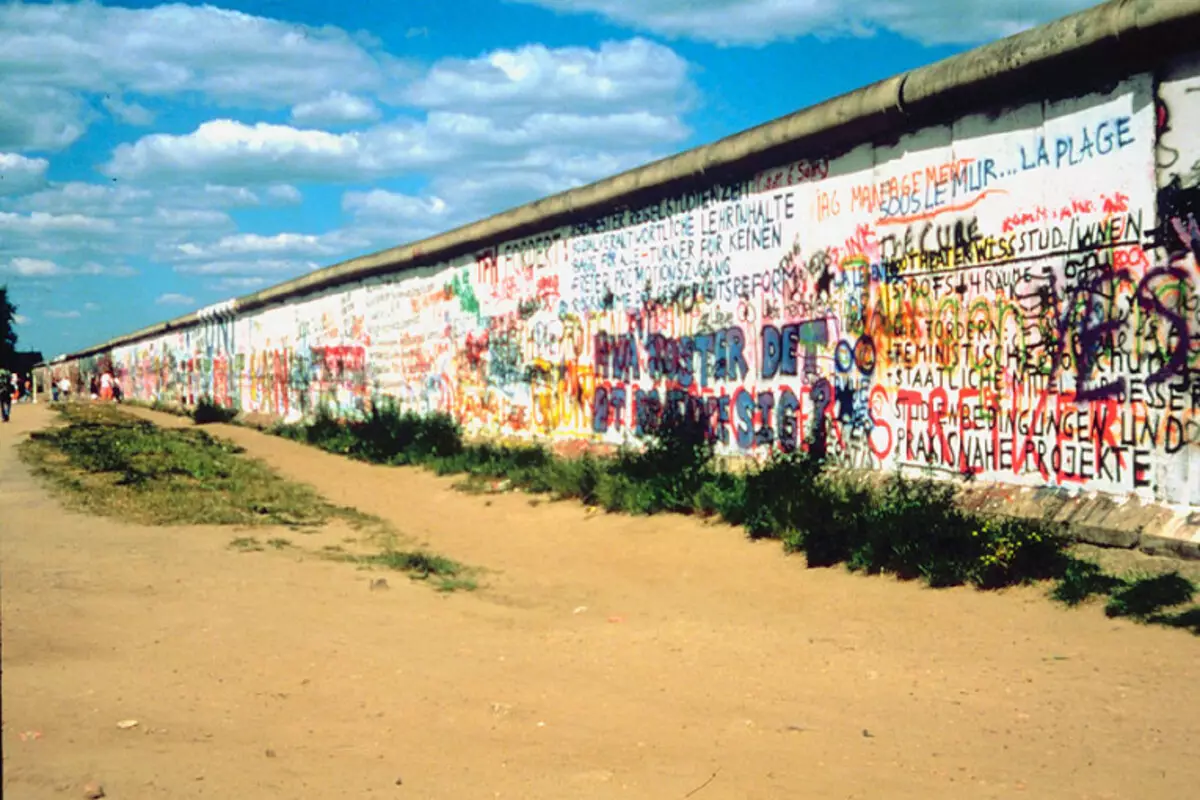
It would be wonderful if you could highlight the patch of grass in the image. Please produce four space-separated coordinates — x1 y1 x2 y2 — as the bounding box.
266 537 292 550
275 401 463 466
1052 558 1127 606
230 536 264 552
325 548 475 592
19 403 370 529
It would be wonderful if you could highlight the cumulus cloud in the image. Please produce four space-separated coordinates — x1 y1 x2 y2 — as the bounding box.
12 313 28 326
0 255 135 279
265 184 303 205
100 35 691 191
101 95 156 126
76 262 138 277
0 211 117 237
0 0 412 150
103 109 687 185
155 292 195 306
342 189 448 222
290 91 381 125
3 257 65 277
514 0 1094 46
174 258 324 277
0 153 49 196
0 86 91 152
208 276 269 291
9 182 263 216
103 120 394 184
406 38 691 117
172 232 347 261
0 182 247 270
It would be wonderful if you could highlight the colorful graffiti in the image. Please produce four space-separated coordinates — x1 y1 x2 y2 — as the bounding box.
56 70 1198 507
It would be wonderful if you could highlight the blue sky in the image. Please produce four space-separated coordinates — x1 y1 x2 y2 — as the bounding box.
0 0 1094 358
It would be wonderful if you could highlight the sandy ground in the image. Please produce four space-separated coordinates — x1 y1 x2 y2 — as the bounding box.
3 402 1199 800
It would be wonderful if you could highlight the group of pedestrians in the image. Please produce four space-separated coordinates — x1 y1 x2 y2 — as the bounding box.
0 369 124 423
50 372 122 403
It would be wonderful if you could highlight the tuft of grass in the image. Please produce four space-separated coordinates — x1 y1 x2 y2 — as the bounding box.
1052 558 1127 606
266 537 292 550
329 548 476 592
230 536 264 552
19 403 372 530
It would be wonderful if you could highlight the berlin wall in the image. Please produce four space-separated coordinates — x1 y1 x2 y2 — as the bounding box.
47 1 1200 511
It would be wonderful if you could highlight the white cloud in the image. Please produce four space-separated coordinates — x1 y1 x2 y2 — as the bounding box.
84 301 100 311
0 86 90 152
0 0 412 150
265 184 302 205
0 183 238 269
342 189 448 222
0 153 49 196
45 309 81 319
156 292 195 306
76 262 137 277
172 232 346 261
12 313 28 325
3 257 65 277
9 182 262 216
0 211 116 236
103 120 390 184
104 109 686 185
101 95 156 126
208 276 269 291
133 208 233 230
102 37 692 187
406 39 691 116
406 27 430 39
0 255 135 279
514 0 1094 46
174 258 323 277
290 91 381 125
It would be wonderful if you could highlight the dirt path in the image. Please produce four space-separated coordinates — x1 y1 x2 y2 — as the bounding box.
4 403 1199 800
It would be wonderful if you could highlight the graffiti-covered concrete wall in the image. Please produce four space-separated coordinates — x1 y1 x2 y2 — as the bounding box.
48 3 1200 512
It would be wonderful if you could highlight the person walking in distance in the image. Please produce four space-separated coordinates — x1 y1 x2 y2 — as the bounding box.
0 366 12 422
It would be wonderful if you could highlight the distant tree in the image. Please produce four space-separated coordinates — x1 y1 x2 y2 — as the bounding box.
0 285 18 368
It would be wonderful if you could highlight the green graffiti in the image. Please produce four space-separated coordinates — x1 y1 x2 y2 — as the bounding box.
448 270 480 316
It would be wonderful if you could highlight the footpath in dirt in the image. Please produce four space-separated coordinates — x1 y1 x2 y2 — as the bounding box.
3 403 1198 800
